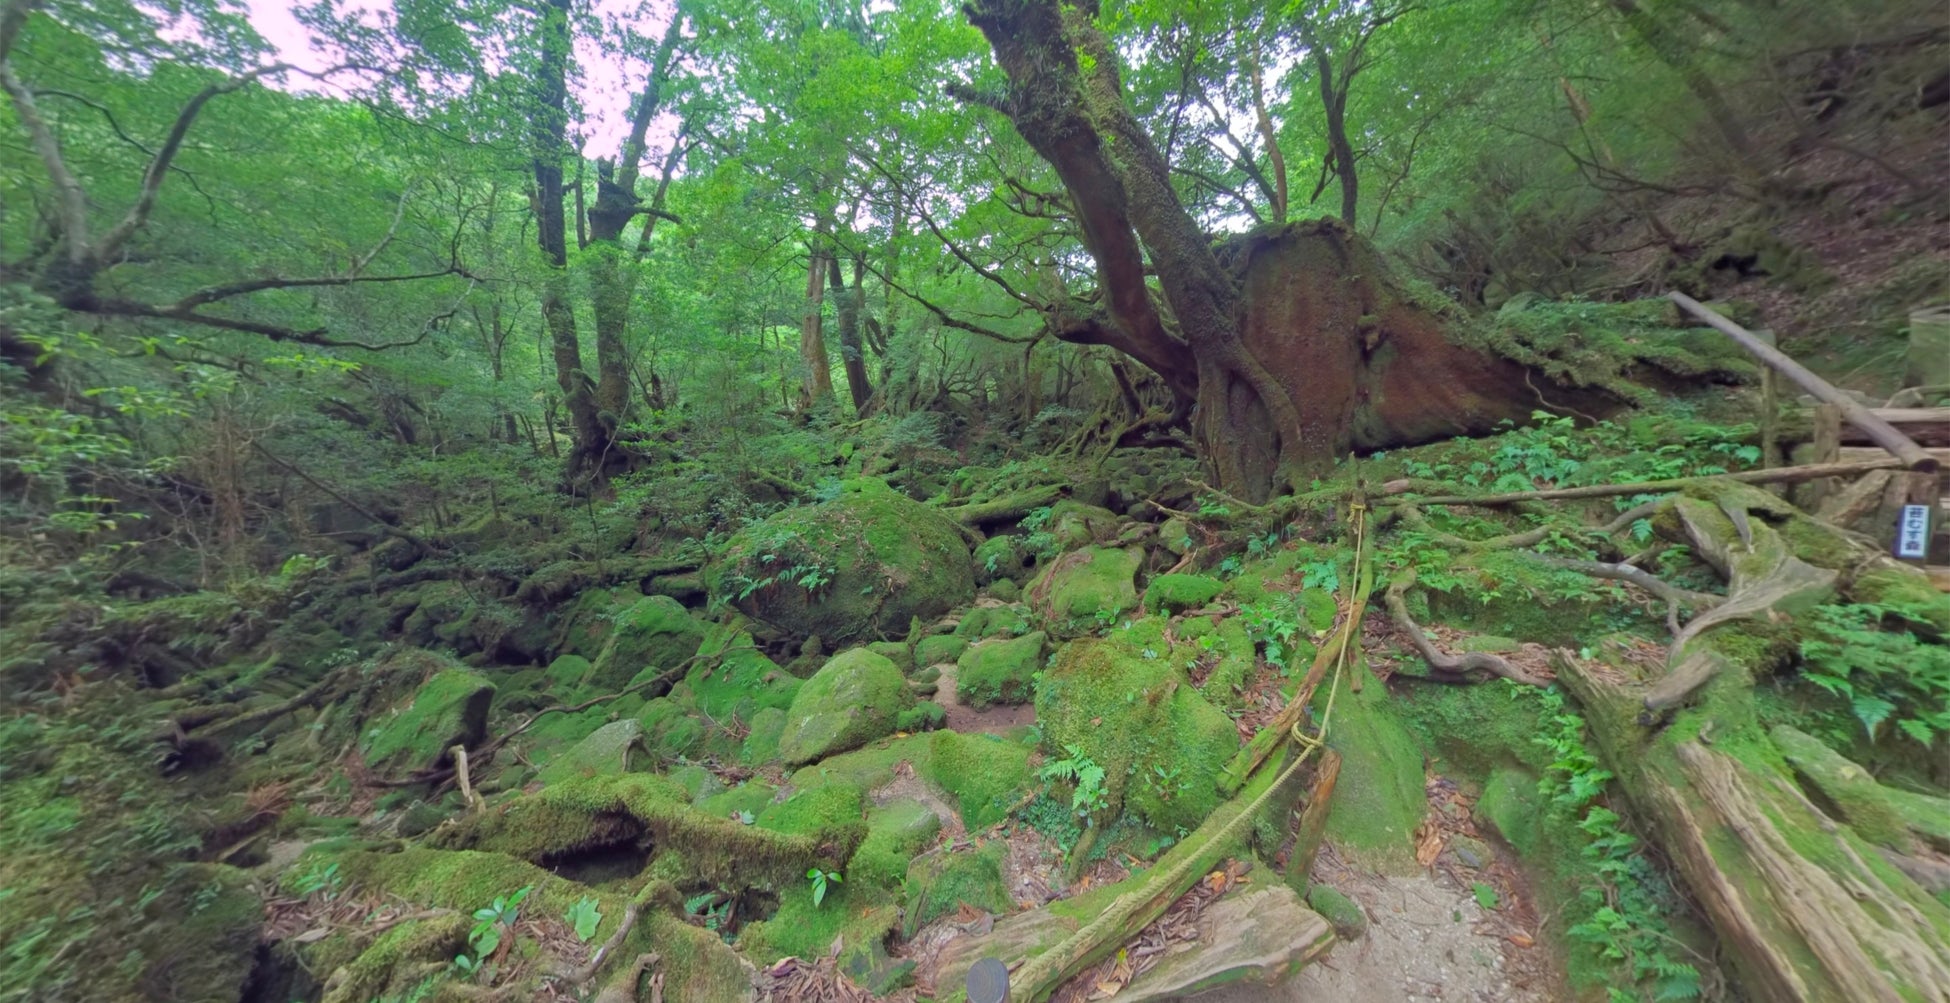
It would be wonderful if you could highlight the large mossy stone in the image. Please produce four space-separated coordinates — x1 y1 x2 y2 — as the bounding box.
536 718 648 784
706 477 974 647
684 621 801 722
927 730 1034 829
560 591 706 692
956 631 1046 708
1143 573 1225 614
361 668 494 774
778 648 916 766
915 632 970 668
1027 545 1142 636
1034 619 1236 832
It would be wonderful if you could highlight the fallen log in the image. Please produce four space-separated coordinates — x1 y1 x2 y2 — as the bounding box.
1557 652 1950 1002
1380 458 1907 508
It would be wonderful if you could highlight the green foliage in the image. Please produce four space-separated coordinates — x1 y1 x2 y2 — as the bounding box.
1038 743 1109 817
564 896 603 943
1526 687 1701 1003
806 867 842 908
1798 602 1950 746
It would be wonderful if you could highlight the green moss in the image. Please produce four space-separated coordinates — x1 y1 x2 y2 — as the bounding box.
915 633 969 667
927 730 1034 830
1035 618 1238 833
903 840 1012 936
974 535 1026 584
695 781 778 820
778 648 915 765
757 782 866 837
1027 545 1142 635
790 733 936 793
1393 678 1549 778
315 913 469 1003
430 773 853 886
705 477 975 646
956 631 1046 708
896 701 946 732
867 640 915 673
854 798 944 891
1306 885 1368 940
1462 296 1755 404
682 622 801 722
1474 767 1546 857
1319 668 1426 873
742 706 786 765
536 718 648 784
361 668 494 774
1143 573 1225 614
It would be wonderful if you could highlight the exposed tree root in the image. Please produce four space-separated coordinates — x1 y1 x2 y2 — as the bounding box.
1379 458 1908 508
1382 568 1551 686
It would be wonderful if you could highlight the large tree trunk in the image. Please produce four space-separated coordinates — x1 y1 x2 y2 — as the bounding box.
1557 484 1950 1002
531 0 604 487
799 235 834 406
833 255 873 415
961 0 1581 501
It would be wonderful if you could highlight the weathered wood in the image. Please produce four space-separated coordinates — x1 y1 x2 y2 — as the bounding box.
1670 293 1939 473
1381 458 1908 508
1814 468 1896 530
1809 403 1843 510
1557 653 1950 1003
1843 407 1950 447
1285 749 1341 887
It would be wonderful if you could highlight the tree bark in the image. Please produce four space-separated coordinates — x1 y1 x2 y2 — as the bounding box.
1555 486 1950 1002
960 0 1580 502
530 0 603 486
833 254 872 414
799 237 833 406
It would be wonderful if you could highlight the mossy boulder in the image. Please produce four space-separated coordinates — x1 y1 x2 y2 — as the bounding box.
1027 545 1142 636
536 718 649 783
897 701 946 732
915 632 970 668
974 535 1027 585
706 477 974 647
742 706 787 764
956 631 1046 708
928 730 1034 829
683 621 801 722
1143 573 1225 614
778 648 916 766
904 840 1012 937
1034 618 1237 833
1048 500 1121 550
559 590 706 692
360 668 494 774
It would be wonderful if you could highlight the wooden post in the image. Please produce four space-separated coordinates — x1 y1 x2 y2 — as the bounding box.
1754 328 1779 471
1809 404 1842 512
1670 293 1939 473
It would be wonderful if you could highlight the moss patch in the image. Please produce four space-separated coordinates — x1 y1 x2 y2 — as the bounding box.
1144 573 1225 615
706 477 975 646
956 631 1046 708
1035 618 1238 833
778 648 916 766
1319 667 1427 873
1027 545 1142 636
361 668 494 774
903 839 1012 936
928 730 1034 830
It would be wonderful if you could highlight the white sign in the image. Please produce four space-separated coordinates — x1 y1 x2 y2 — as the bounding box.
1895 504 1933 559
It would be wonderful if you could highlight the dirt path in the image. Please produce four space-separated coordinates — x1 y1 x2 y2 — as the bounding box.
1196 868 1560 1003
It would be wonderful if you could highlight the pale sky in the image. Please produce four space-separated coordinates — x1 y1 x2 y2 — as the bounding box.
240 0 667 156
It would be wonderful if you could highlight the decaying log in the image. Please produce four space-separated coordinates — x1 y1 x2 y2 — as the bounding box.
1556 652 1950 1002
1382 458 1908 508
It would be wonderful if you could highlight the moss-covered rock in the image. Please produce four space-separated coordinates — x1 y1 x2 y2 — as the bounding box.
742 706 787 765
706 477 974 647
1143 573 1225 614
975 535 1027 585
914 632 969 668
1319 668 1428 873
896 701 946 733
928 730 1034 830
1201 618 1256 709
1035 619 1237 833
1048 500 1121 551
429 773 857 886
904 840 1012 937
866 639 915 674
684 621 801 722
361 668 494 774
569 591 707 692
1027 545 1142 636
778 648 915 766
988 578 1021 603
956 631 1046 709
535 718 649 784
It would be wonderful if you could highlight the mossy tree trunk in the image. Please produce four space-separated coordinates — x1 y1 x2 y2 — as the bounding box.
957 0 1600 502
1556 484 1950 1001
